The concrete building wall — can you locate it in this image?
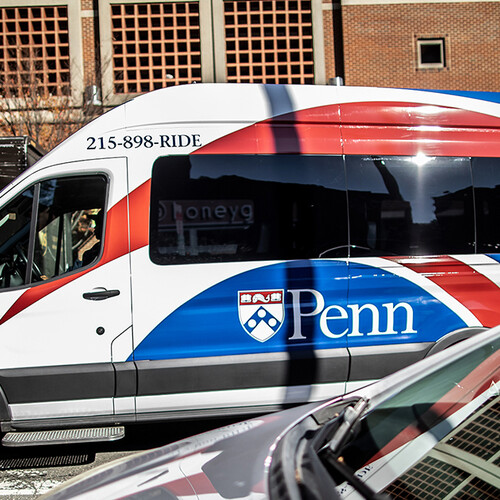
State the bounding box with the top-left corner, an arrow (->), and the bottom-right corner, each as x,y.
322,1 -> 337,81
81,0 -> 98,89
1,0 -> 499,103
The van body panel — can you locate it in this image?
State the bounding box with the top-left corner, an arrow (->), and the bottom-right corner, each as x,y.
0,158 -> 132,421
134,349 -> 349,396
130,260 -> 350,414
131,260 -> 349,360
0,363 -> 115,404
9,398 -> 114,422
2,84 -> 500,430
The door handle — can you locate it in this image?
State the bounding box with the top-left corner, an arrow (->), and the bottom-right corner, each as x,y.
83,289 -> 120,301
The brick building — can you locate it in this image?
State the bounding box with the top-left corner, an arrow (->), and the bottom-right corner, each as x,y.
0,0 -> 499,145
342,0 -> 500,91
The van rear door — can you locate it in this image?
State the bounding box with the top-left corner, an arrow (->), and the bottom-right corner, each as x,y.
344,154 -> 480,390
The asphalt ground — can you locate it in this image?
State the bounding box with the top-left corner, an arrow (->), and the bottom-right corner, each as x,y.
0,417 -> 243,499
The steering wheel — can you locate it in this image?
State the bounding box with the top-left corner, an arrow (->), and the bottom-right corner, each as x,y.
0,261 -> 13,288
14,244 -> 43,281
319,245 -> 372,258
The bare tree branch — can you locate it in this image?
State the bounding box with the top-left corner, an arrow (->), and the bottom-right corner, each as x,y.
0,47 -> 106,151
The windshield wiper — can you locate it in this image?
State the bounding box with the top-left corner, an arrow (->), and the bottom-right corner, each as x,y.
322,397 -> 368,456
319,398 -> 390,500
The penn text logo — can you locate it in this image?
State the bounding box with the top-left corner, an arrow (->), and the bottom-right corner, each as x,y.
238,289 -> 417,342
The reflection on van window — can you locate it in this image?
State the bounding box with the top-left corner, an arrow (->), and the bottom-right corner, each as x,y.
33,176 -> 107,282
150,154 -> 348,264
347,156 -> 474,256
0,176 -> 107,289
0,188 -> 35,288
472,157 -> 500,253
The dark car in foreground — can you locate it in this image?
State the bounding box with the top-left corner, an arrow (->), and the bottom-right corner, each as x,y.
44,326 -> 500,499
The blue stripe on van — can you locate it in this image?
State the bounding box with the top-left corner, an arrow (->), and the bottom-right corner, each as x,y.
129,260 -> 467,361
418,89 -> 500,105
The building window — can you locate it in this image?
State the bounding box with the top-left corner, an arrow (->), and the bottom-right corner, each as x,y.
417,38 -> 445,69
223,0 -> 314,84
110,2 -> 202,93
0,6 -> 70,97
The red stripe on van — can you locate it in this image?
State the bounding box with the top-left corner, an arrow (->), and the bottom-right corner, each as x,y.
0,197 -> 129,326
180,472 -> 218,494
341,124 -> 500,157
130,179 -> 151,251
157,477 -> 199,496
195,120 -> 343,155
194,102 -> 342,154
387,255 -> 500,327
196,102 -> 500,157
339,101 -> 500,128
340,102 -> 500,157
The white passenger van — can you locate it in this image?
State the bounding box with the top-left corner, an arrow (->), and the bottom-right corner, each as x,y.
1,84 -> 500,446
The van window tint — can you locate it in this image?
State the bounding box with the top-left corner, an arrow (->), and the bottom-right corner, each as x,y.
0,187 -> 35,288
471,157 -> 500,253
346,156 -> 474,256
32,176 -> 107,281
0,176 -> 107,289
150,154 -> 348,264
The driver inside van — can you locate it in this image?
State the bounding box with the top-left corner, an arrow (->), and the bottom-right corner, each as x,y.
73,210 -> 103,268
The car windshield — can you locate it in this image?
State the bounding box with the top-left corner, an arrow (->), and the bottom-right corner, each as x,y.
333,333 -> 500,498
275,331 -> 500,500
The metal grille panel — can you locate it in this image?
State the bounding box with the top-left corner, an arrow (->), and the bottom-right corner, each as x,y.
110,2 -> 202,93
384,456 -> 470,499
2,427 -> 125,447
383,398 -> 500,499
455,476 -> 500,499
224,0 -> 314,84
0,6 -> 70,97
446,401 -> 500,461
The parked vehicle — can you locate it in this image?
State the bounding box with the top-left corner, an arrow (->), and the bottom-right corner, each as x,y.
42,325 -> 500,499
2,84 -> 500,445
0,136 -> 44,191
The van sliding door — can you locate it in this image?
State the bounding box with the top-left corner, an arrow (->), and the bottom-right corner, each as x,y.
344,155 -> 478,391
130,153 -> 351,415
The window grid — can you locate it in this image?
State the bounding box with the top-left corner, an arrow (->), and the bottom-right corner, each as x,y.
110,2 -> 202,93
384,456 -> 470,499
446,401 -> 500,461
224,0 -> 314,84
455,477 -> 500,499
0,6 -> 70,97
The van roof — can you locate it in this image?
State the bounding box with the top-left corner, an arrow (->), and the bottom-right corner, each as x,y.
10,83 -> 500,190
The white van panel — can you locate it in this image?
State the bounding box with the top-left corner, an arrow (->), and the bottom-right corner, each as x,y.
2,84 -> 500,433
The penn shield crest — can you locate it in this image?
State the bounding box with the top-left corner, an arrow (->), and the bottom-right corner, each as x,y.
238,290 -> 285,342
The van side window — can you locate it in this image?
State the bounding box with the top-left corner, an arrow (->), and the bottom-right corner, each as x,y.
346,156 -> 474,256
149,154 -> 348,264
471,157 -> 500,253
32,176 -> 107,282
0,176 -> 107,289
0,187 -> 35,288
